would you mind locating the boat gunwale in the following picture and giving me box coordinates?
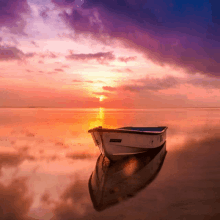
[88,127,167,135]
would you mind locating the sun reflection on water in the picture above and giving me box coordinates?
[88,108,105,129]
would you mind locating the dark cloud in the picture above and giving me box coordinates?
[0,0,30,34]
[25,52,36,58]
[0,46,24,61]
[0,177,33,220]
[135,75,180,91]
[0,46,38,61]
[103,76,180,94]
[118,56,137,63]
[66,51,115,64]
[121,85,141,93]
[187,77,220,90]
[52,0,77,7]
[40,7,50,19]
[57,0,220,77]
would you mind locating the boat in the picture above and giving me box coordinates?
[88,126,167,161]
[88,142,167,211]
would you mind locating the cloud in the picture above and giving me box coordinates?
[66,51,115,64]
[26,69,33,73]
[31,41,39,47]
[118,56,137,63]
[135,75,180,91]
[103,76,180,94]
[40,52,58,59]
[112,68,133,73]
[0,0,30,34]
[186,77,220,90]
[57,0,220,77]
[102,86,117,92]
[54,68,64,72]
[62,65,70,68]
[25,52,36,58]
[0,46,24,61]
[40,7,50,19]
[52,0,81,8]
[0,46,38,61]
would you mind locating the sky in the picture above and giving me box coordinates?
[0,0,220,108]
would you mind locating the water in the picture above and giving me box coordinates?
[0,108,219,220]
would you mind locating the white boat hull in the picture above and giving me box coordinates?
[89,126,167,161]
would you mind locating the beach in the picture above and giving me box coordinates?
[0,107,219,220]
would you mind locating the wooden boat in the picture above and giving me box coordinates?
[88,142,167,211]
[88,126,167,161]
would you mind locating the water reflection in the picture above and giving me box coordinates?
[88,107,105,129]
[89,142,167,211]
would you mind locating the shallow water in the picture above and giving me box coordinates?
[0,108,220,220]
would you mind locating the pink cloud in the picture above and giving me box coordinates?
[31,41,39,47]
[118,56,137,63]
[66,51,115,64]
[0,46,24,61]
[112,68,133,73]
[102,86,117,91]
[54,68,64,72]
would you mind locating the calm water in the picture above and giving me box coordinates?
[0,108,220,220]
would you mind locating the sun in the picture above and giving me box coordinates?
[99,96,105,102]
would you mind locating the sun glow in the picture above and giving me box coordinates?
[99,96,105,102]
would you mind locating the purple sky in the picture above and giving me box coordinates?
[0,0,220,108]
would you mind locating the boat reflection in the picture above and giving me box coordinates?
[88,142,167,211]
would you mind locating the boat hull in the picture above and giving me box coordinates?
[89,126,167,161]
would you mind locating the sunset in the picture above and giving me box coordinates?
[0,0,220,108]
[0,1,220,220]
